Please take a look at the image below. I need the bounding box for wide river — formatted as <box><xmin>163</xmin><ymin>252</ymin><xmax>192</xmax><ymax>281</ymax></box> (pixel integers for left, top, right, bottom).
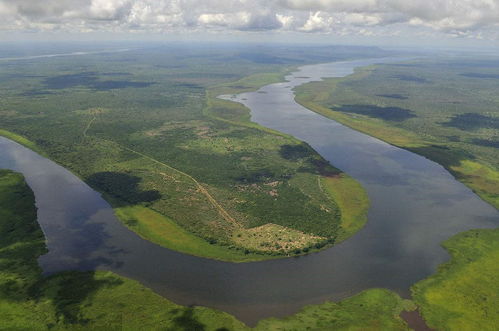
<box><xmin>1</xmin><ymin>58</ymin><xmax>497</xmax><ymax>325</ymax></box>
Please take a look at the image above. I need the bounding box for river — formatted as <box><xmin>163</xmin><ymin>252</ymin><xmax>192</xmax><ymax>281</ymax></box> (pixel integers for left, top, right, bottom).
<box><xmin>0</xmin><ymin>58</ymin><xmax>497</xmax><ymax>325</ymax></box>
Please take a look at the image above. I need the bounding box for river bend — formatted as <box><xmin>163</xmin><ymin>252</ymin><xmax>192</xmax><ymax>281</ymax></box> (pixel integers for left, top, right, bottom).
<box><xmin>0</xmin><ymin>58</ymin><xmax>497</xmax><ymax>325</ymax></box>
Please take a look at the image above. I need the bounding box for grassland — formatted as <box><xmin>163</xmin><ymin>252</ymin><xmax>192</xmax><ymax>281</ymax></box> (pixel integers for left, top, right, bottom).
<box><xmin>294</xmin><ymin>58</ymin><xmax>499</xmax><ymax>208</ymax></box>
<box><xmin>412</xmin><ymin>228</ymin><xmax>499</xmax><ymax>330</ymax></box>
<box><xmin>114</xmin><ymin>205</ymin><xmax>269</xmax><ymax>262</ymax></box>
<box><xmin>0</xmin><ymin>44</ymin><xmax>379</xmax><ymax>260</ymax></box>
<box><xmin>320</xmin><ymin>174</ymin><xmax>370</xmax><ymax>242</ymax></box>
<box><xmin>0</xmin><ymin>169</ymin><xmax>413</xmax><ymax>330</ymax></box>
<box><xmin>256</xmin><ymin>289</ymin><xmax>415</xmax><ymax>331</ymax></box>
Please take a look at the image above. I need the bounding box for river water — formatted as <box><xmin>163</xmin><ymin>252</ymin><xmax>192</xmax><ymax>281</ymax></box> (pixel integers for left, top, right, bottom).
<box><xmin>0</xmin><ymin>58</ymin><xmax>497</xmax><ymax>325</ymax></box>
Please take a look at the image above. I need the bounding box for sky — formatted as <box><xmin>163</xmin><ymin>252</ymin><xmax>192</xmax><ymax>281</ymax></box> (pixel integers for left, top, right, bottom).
<box><xmin>1</xmin><ymin>0</ymin><xmax>498</xmax><ymax>48</ymax></box>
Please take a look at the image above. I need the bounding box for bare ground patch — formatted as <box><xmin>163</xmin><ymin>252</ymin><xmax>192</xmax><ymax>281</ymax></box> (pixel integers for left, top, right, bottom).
<box><xmin>232</xmin><ymin>223</ymin><xmax>325</xmax><ymax>253</ymax></box>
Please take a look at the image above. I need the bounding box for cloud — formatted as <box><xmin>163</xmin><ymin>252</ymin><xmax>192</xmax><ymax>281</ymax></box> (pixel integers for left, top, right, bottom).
<box><xmin>400</xmin><ymin>0</ymin><xmax>499</xmax><ymax>32</ymax></box>
<box><xmin>0</xmin><ymin>0</ymin><xmax>498</xmax><ymax>39</ymax></box>
<box><xmin>300</xmin><ymin>11</ymin><xmax>334</xmax><ymax>32</ymax></box>
<box><xmin>89</xmin><ymin>0</ymin><xmax>132</xmax><ymax>21</ymax></box>
<box><xmin>276</xmin><ymin>14</ymin><xmax>294</xmax><ymax>29</ymax></box>
<box><xmin>198</xmin><ymin>11</ymin><xmax>282</xmax><ymax>30</ymax></box>
<box><xmin>280</xmin><ymin>0</ymin><xmax>378</xmax><ymax>12</ymax></box>
<box><xmin>280</xmin><ymin>0</ymin><xmax>499</xmax><ymax>31</ymax></box>
<box><xmin>343</xmin><ymin>13</ymin><xmax>382</xmax><ymax>26</ymax></box>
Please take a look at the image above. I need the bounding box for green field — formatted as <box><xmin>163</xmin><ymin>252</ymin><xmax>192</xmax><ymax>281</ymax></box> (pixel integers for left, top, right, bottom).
<box><xmin>0</xmin><ymin>169</ymin><xmax>413</xmax><ymax>330</ymax></box>
<box><xmin>114</xmin><ymin>205</ymin><xmax>270</xmax><ymax>262</ymax></box>
<box><xmin>412</xmin><ymin>229</ymin><xmax>499</xmax><ymax>330</ymax></box>
<box><xmin>0</xmin><ymin>44</ymin><xmax>378</xmax><ymax>260</ymax></box>
<box><xmin>320</xmin><ymin>174</ymin><xmax>370</xmax><ymax>243</ymax></box>
<box><xmin>256</xmin><ymin>289</ymin><xmax>415</xmax><ymax>331</ymax></box>
<box><xmin>3</xmin><ymin>47</ymin><xmax>498</xmax><ymax>329</ymax></box>
<box><xmin>294</xmin><ymin>58</ymin><xmax>499</xmax><ymax>208</ymax></box>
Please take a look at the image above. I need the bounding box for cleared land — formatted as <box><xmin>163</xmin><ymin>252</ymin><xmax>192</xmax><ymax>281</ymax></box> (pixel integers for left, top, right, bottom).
<box><xmin>0</xmin><ymin>45</ymin><xmax>379</xmax><ymax>260</ymax></box>
<box><xmin>0</xmin><ymin>169</ymin><xmax>413</xmax><ymax>330</ymax></box>
<box><xmin>412</xmin><ymin>228</ymin><xmax>499</xmax><ymax>330</ymax></box>
<box><xmin>295</xmin><ymin>58</ymin><xmax>499</xmax><ymax>209</ymax></box>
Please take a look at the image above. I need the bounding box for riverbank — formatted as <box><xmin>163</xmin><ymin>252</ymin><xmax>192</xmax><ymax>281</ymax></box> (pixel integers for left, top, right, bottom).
<box><xmin>0</xmin><ymin>169</ymin><xmax>412</xmax><ymax>330</ymax></box>
<box><xmin>0</xmin><ymin>49</ymin><xmax>371</xmax><ymax>262</ymax></box>
<box><xmin>412</xmin><ymin>228</ymin><xmax>499</xmax><ymax>330</ymax></box>
<box><xmin>0</xmin><ymin>63</ymin><xmax>370</xmax><ymax>262</ymax></box>
<box><xmin>0</xmin><ymin>169</ymin><xmax>247</xmax><ymax>329</ymax></box>
<box><xmin>294</xmin><ymin>60</ymin><xmax>499</xmax><ymax>209</ymax></box>
<box><xmin>2</xmin><ymin>57</ymin><xmax>497</xmax><ymax>325</ymax></box>
<box><xmin>4</xmin><ymin>169</ymin><xmax>497</xmax><ymax>329</ymax></box>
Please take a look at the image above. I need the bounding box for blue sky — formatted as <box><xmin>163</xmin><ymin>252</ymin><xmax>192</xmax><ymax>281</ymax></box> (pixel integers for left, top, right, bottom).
<box><xmin>1</xmin><ymin>0</ymin><xmax>498</xmax><ymax>48</ymax></box>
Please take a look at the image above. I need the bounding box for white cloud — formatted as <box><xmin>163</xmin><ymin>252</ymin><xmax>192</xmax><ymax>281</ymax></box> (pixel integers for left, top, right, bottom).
<box><xmin>343</xmin><ymin>13</ymin><xmax>381</xmax><ymax>26</ymax></box>
<box><xmin>198</xmin><ymin>12</ymin><xmax>249</xmax><ymax>27</ymax></box>
<box><xmin>276</xmin><ymin>14</ymin><xmax>294</xmax><ymax>29</ymax></box>
<box><xmin>282</xmin><ymin>0</ymin><xmax>499</xmax><ymax>31</ymax></box>
<box><xmin>281</xmin><ymin>0</ymin><xmax>378</xmax><ymax>12</ymax></box>
<box><xmin>0</xmin><ymin>0</ymin><xmax>498</xmax><ymax>40</ymax></box>
<box><xmin>89</xmin><ymin>0</ymin><xmax>131</xmax><ymax>20</ymax></box>
<box><xmin>198</xmin><ymin>11</ymin><xmax>282</xmax><ymax>30</ymax></box>
<box><xmin>300</xmin><ymin>11</ymin><xmax>334</xmax><ymax>32</ymax></box>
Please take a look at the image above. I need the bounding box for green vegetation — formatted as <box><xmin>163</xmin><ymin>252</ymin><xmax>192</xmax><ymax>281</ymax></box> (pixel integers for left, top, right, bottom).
<box><xmin>256</xmin><ymin>289</ymin><xmax>415</xmax><ymax>331</ymax></box>
<box><xmin>114</xmin><ymin>205</ymin><xmax>268</xmax><ymax>262</ymax></box>
<box><xmin>0</xmin><ymin>169</ymin><xmax>412</xmax><ymax>330</ymax></box>
<box><xmin>295</xmin><ymin>58</ymin><xmax>499</xmax><ymax>208</ymax></box>
<box><xmin>0</xmin><ymin>129</ymin><xmax>44</xmax><ymax>155</ymax></box>
<box><xmin>320</xmin><ymin>174</ymin><xmax>369</xmax><ymax>242</ymax></box>
<box><xmin>412</xmin><ymin>228</ymin><xmax>499</xmax><ymax>330</ymax></box>
<box><xmin>0</xmin><ymin>169</ymin><xmax>248</xmax><ymax>329</ymax></box>
<box><xmin>0</xmin><ymin>170</ymin><xmax>46</xmax><ymax>328</ymax></box>
<box><xmin>0</xmin><ymin>45</ymin><xmax>378</xmax><ymax>260</ymax></box>
<box><xmin>205</xmin><ymin>70</ymin><xmax>294</xmax><ymax>127</ymax></box>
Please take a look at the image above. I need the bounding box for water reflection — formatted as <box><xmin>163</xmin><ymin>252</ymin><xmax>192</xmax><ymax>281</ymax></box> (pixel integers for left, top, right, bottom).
<box><xmin>0</xmin><ymin>58</ymin><xmax>497</xmax><ymax>326</ymax></box>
